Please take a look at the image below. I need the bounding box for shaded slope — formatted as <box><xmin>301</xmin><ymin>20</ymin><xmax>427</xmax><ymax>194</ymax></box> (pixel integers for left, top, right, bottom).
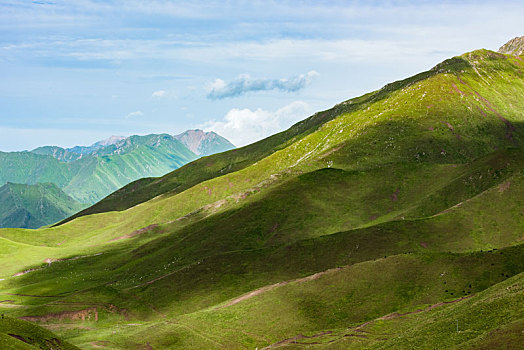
<box><xmin>0</xmin><ymin>315</ymin><xmax>79</xmax><ymax>350</ymax></box>
<box><xmin>0</xmin><ymin>183</ymin><xmax>86</xmax><ymax>229</ymax></box>
<box><xmin>2</xmin><ymin>150</ymin><xmax>523</xmax><ymax>348</ymax></box>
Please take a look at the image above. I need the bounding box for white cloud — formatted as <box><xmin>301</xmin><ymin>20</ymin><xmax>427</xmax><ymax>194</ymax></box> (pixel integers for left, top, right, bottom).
<box><xmin>207</xmin><ymin>71</ymin><xmax>319</xmax><ymax>99</ymax></box>
<box><xmin>152</xmin><ymin>90</ymin><xmax>167</xmax><ymax>98</ymax></box>
<box><xmin>202</xmin><ymin>101</ymin><xmax>311</xmax><ymax>147</ymax></box>
<box><xmin>125</xmin><ymin>110</ymin><xmax>144</xmax><ymax>119</ymax></box>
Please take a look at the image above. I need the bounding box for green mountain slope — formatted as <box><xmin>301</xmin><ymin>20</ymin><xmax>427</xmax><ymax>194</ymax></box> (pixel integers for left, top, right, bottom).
<box><xmin>0</xmin><ymin>40</ymin><xmax>523</xmax><ymax>349</ymax></box>
<box><xmin>64</xmin><ymin>49</ymin><xmax>524</xmax><ymax>223</ymax></box>
<box><xmin>0</xmin><ymin>183</ymin><xmax>86</xmax><ymax>229</ymax></box>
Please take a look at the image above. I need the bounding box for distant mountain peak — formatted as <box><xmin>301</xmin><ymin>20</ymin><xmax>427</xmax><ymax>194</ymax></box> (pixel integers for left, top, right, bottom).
<box><xmin>92</xmin><ymin>135</ymin><xmax>126</xmax><ymax>147</ymax></box>
<box><xmin>174</xmin><ymin>129</ymin><xmax>235</xmax><ymax>156</ymax></box>
<box><xmin>498</xmin><ymin>35</ymin><xmax>524</xmax><ymax>55</ymax></box>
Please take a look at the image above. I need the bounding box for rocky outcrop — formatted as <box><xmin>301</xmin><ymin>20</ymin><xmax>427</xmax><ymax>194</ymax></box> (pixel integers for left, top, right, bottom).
<box><xmin>174</xmin><ymin>129</ymin><xmax>235</xmax><ymax>156</ymax></box>
<box><xmin>498</xmin><ymin>36</ymin><xmax>524</xmax><ymax>55</ymax></box>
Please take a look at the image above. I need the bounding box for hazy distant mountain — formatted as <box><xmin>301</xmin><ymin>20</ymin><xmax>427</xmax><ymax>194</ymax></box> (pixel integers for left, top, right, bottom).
<box><xmin>31</xmin><ymin>146</ymin><xmax>84</xmax><ymax>162</ymax></box>
<box><xmin>174</xmin><ymin>129</ymin><xmax>235</xmax><ymax>156</ymax></box>
<box><xmin>67</xmin><ymin>135</ymin><xmax>126</xmax><ymax>155</ymax></box>
<box><xmin>0</xmin><ymin>182</ymin><xmax>86</xmax><ymax>229</ymax></box>
<box><xmin>0</xmin><ymin>131</ymin><xmax>234</xmax><ymax>205</ymax></box>
<box><xmin>1</xmin><ymin>134</ymin><xmax>197</xmax><ymax>204</ymax></box>
<box><xmin>31</xmin><ymin>135</ymin><xmax>126</xmax><ymax>161</ymax></box>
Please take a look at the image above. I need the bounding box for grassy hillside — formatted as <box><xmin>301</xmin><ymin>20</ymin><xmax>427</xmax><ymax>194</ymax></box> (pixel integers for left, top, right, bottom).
<box><xmin>0</xmin><ymin>45</ymin><xmax>523</xmax><ymax>349</ymax></box>
<box><xmin>0</xmin><ymin>183</ymin><xmax>86</xmax><ymax>229</ymax></box>
<box><xmin>64</xmin><ymin>50</ymin><xmax>524</xmax><ymax>223</ymax></box>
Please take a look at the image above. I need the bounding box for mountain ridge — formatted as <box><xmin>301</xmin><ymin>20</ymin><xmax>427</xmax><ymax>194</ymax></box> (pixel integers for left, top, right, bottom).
<box><xmin>60</xmin><ymin>48</ymin><xmax>524</xmax><ymax>222</ymax></box>
<box><xmin>1</xmin><ymin>130</ymin><xmax>235</xmax><ymax>206</ymax></box>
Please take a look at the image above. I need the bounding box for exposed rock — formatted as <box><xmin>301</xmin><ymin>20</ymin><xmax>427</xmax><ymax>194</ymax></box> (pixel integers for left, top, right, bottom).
<box><xmin>498</xmin><ymin>36</ymin><xmax>524</xmax><ymax>55</ymax></box>
<box><xmin>174</xmin><ymin>129</ymin><xmax>235</xmax><ymax>156</ymax></box>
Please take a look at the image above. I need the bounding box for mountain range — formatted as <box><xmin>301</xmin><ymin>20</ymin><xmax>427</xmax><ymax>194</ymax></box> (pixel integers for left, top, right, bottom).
<box><xmin>0</xmin><ymin>130</ymin><xmax>234</xmax><ymax>228</ymax></box>
<box><xmin>0</xmin><ymin>37</ymin><xmax>523</xmax><ymax>349</ymax></box>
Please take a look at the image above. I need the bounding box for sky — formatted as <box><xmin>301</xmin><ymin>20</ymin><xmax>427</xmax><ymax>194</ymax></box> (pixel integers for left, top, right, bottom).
<box><xmin>0</xmin><ymin>0</ymin><xmax>523</xmax><ymax>151</ymax></box>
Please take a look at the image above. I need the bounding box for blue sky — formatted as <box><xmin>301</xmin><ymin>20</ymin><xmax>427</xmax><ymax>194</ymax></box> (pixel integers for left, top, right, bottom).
<box><xmin>1</xmin><ymin>0</ymin><xmax>522</xmax><ymax>150</ymax></box>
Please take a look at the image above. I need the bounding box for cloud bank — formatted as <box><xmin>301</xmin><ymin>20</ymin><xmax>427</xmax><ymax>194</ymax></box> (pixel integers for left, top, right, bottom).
<box><xmin>207</xmin><ymin>71</ymin><xmax>318</xmax><ymax>99</ymax></box>
<box><xmin>202</xmin><ymin>101</ymin><xmax>311</xmax><ymax>147</ymax></box>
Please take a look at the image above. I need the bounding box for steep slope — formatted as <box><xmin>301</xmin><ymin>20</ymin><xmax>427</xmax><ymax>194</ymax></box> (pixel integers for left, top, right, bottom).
<box><xmin>64</xmin><ymin>48</ymin><xmax>524</xmax><ymax>223</ymax></box>
<box><xmin>0</xmin><ymin>183</ymin><xmax>86</xmax><ymax>229</ymax></box>
<box><xmin>174</xmin><ymin>129</ymin><xmax>235</xmax><ymax>156</ymax></box>
<box><xmin>1</xmin><ymin>41</ymin><xmax>523</xmax><ymax>349</ymax></box>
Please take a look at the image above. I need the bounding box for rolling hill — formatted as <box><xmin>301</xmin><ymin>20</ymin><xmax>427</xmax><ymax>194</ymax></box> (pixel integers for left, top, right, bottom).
<box><xmin>0</xmin><ymin>38</ymin><xmax>523</xmax><ymax>349</ymax></box>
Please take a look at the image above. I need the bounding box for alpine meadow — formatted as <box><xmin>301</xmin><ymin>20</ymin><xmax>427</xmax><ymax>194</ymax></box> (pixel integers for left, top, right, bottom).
<box><xmin>1</xmin><ymin>2</ymin><xmax>524</xmax><ymax>349</ymax></box>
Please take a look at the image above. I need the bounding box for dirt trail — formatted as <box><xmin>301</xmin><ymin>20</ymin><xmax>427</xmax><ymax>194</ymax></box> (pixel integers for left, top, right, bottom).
<box><xmin>220</xmin><ymin>267</ymin><xmax>345</xmax><ymax>309</ymax></box>
<box><xmin>20</xmin><ymin>307</ymin><xmax>99</xmax><ymax>323</ymax></box>
<box><xmin>110</xmin><ymin>224</ymin><xmax>159</xmax><ymax>242</ymax></box>
<box><xmin>11</xmin><ymin>252</ymin><xmax>103</xmax><ymax>277</ymax></box>
<box><xmin>262</xmin><ymin>295</ymin><xmax>473</xmax><ymax>348</ymax></box>
<box><xmin>262</xmin><ymin>331</ymin><xmax>333</xmax><ymax>349</ymax></box>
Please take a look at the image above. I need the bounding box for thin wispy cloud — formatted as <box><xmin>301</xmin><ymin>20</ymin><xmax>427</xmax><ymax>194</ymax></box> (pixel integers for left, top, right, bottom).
<box><xmin>207</xmin><ymin>71</ymin><xmax>319</xmax><ymax>99</ymax></box>
<box><xmin>125</xmin><ymin>110</ymin><xmax>143</xmax><ymax>119</ymax></box>
<box><xmin>152</xmin><ymin>90</ymin><xmax>166</xmax><ymax>98</ymax></box>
